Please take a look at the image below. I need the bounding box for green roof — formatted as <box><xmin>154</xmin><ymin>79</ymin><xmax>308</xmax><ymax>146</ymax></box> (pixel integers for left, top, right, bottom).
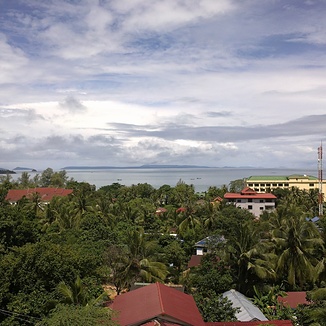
<box><xmin>246</xmin><ymin>176</ymin><xmax>289</xmax><ymax>181</ymax></box>
<box><xmin>288</xmin><ymin>174</ymin><xmax>317</xmax><ymax>180</ymax></box>
<box><xmin>246</xmin><ymin>175</ymin><xmax>318</xmax><ymax>181</ymax></box>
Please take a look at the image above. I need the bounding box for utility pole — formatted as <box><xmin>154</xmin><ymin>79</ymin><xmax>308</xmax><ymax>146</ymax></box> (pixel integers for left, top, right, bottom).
<box><xmin>318</xmin><ymin>143</ymin><xmax>323</xmax><ymax>217</ymax></box>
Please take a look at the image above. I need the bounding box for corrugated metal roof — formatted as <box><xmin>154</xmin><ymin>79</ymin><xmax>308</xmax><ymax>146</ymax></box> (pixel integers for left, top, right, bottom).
<box><xmin>246</xmin><ymin>175</ymin><xmax>317</xmax><ymax>181</ymax></box>
<box><xmin>111</xmin><ymin>282</ymin><xmax>205</xmax><ymax>326</ymax></box>
<box><xmin>224</xmin><ymin>193</ymin><xmax>276</xmax><ymax>199</ymax></box>
<box><xmin>278</xmin><ymin>291</ymin><xmax>309</xmax><ymax>308</ymax></box>
<box><xmin>195</xmin><ymin>236</ymin><xmax>225</xmax><ymax>247</ymax></box>
<box><xmin>188</xmin><ymin>255</ymin><xmax>202</xmax><ymax>268</ymax></box>
<box><xmin>5</xmin><ymin>188</ymin><xmax>73</xmax><ymax>202</ymax></box>
<box><xmin>246</xmin><ymin>176</ymin><xmax>289</xmax><ymax>181</ymax></box>
<box><xmin>206</xmin><ymin>321</ymin><xmax>293</xmax><ymax>326</ymax></box>
<box><xmin>222</xmin><ymin>290</ymin><xmax>268</xmax><ymax>322</ymax></box>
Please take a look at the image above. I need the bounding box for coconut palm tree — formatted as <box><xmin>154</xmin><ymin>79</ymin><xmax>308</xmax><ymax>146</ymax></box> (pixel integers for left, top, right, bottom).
<box><xmin>55</xmin><ymin>202</ymin><xmax>81</xmax><ymax>231</ymax></box>
<box><xmin>177</xmin><ymin>204</ymin><xmax>202</xmax><ymax>237</ymax></box>
<box><xmin>106</xmin><ymin>229</ymin><xmax>168</xmax><ymax>293</ymax></box>
<box><xmin>270</xmin><ymin>205</ymin><xmax>324</xmax><ymax>289</ymax></box>
<box><xmin>224</xmin><ymin>220</ymin><xmax>276</xmax><ymax>294</ymax></box>
<box><xmin>58</xmin><ymin>276</ymin><xmax>106</xmax><ymax>306</ymax></box>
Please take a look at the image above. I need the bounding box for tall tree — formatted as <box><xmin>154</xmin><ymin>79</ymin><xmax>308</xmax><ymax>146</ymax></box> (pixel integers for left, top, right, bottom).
<box><xmin>270</xmin><ymin>204</ymin><xmax>324</xmax><ymax>289</ymax></box>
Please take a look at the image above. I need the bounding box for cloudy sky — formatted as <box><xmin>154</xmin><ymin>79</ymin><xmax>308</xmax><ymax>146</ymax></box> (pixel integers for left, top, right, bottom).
<box><xmin>1</xmin><ymin>0</ymin><xmax>326</xmax><ymax>170</ymax></box>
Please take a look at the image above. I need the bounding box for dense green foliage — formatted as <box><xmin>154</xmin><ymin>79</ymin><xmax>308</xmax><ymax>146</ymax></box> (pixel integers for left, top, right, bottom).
<box><xmin>0</xmin><ymin>170</ymin><xmax>326</xmax><ymax>324</ymax></box>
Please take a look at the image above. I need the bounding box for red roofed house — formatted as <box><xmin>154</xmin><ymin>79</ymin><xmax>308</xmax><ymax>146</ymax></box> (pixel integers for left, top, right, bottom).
<box><xmin>110</xmin><ymin>282</ymin><xmax>205</xmax><ymax>326</ymax></box>
<box><xmin>5</xmin><ymin>188</ymin><xmax>73</xmax><ymax>204</ymax></box>
<box><xmin>224</xmin><ymin>187</ymin><xmax>276</xmax><ymax>218</ymax></box>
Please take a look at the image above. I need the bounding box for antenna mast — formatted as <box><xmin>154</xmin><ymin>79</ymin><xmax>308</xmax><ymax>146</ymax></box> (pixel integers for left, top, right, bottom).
<box><xmin>318</xmin><ymin>143</ymin><xmax>323</xmax><ymax>216</ymax></box>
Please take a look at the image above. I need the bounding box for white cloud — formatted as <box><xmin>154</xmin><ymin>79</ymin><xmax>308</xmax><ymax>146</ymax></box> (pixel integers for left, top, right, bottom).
<box><xmin>1</xmin><ymin>0</ymin><xmax>326</xmax><ymax>170</ymax></box>
<box><xmin>0</xmin><ymin>33</ymin><xmax>29</xmax><ymax>83</ymax></box>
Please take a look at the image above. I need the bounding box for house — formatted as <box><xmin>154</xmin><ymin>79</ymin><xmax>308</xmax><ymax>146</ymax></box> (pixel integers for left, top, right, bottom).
<box><xmin>110</xmin><ymin>283</ymin><xmax>292</xmax><ymax>326</ymax></box>
<box><xmin>188</xmin><ymin>236</ymin><xmax>225</xmax><ymax>268</ymax></box>
<box><xmin>110</xmin><ymin>282</ymin><xmax>205</xmax><ymax>326</ymax></box>
<box><xmin>194</xmin><ymin>236</ymin><xmax>225</xmax><ymax>256</ymax></box>
<box><xmin>222</xmin><ymin>289</ymin><xmax>268</xmax><ymax>322</ymax></box>
<box><xmin>224</xmin><ymin>187</ymin><xmax>276</xmax><ymax>218</ymax></box>
<box><xmin>245</xmin><ymin>174</ymin><xmax>325</xmax><ymax>193</ymax></box>
<box><xmin>5</xmin><ymin>187</ymin><xmax>73</xmax><ymax>204</ymax></box>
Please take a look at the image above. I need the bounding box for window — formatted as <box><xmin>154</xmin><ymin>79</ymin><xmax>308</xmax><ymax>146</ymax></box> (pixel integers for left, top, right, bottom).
<box><xmin>259</xmin><ymin>199</ymin><xmax>264</xmax><ymax>203</ymax></box>
<box><xmin>284</xmin><ymin>183</ymin><xmax>289</xmax><ymax>186</ymax></box>
<box><xmin>260</xmin><ymin>207</ymin><xmax>264</xmax><ymax>210</ymax></box>
<box><xmin>254</xmin><ymin>183</ymin><xmax>259</xmax><ymax>187</ymax></box>
<box><xmin>278</xmin><ymin>183</ymin><xmax>283</xmax><ymax>187</ymax></box>
<box><xmin>248</xmin><ymin>198</ymin><xmax>253</xmax><ymax>202</ymax></box>
<box><xmin>237</xmin><ymin>199</ymin><xmax>241</xmax><ymax>203</ymax></box>
<box><xmin>248</xmin><ymin>183</ymin><xmax>253</xmax><ymax>187</ymax></box>
<box><xmin>248</xmin><ymin>205</ymin><xmax>252</xmax><ymax>210</ymax></box>
<box><xmin>309</xmin><ymin>183</ymin><xmax>314</xmax><ymax>187</ymax></box>
<box><xmin>266</xmin><ymin>183</ymin><xmax>270</xmax><ymax>186</ymax></box>
<box><xmin>273</xmin><ymin>183</ymin><xmax>277</xmax><ymax>186</ymax></box>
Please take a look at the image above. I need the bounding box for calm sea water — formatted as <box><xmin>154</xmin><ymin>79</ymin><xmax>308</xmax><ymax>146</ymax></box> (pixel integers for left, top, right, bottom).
<box><xmin>12</xmin><ymin>167</ymin><xmax>318</xmax><ymax>192</ymax></box>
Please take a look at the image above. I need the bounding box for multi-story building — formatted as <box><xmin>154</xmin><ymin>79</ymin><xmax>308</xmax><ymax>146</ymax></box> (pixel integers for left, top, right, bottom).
<box><xmin>245</xmin><ymin>174</ymin><xmax>324</xmax><ymax>193</ymax></box>
<box><xmin>224</xmin><ymin>187</ymin><xmax>276</xmax><ymax>218</ymax></box>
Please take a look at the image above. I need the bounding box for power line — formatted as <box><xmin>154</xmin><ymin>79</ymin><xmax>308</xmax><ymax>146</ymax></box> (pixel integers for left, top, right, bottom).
<box><xmin>0</xmin><ymin>308</ymin><xmax>42</xmax><ymax>324</ymax></box>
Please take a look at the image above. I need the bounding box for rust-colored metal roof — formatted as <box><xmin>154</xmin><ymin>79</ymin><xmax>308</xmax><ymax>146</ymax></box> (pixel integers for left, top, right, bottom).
<box><xmin>111</xmin><ymin>282</ymin><xmax>205</xmax><ymax>326</ymax></box>
<box><xmin>176</xmin><ymin>207</ymin><xmax>187</xmax><ymax>213</ymax></box>
<box><xmin>278</xmin><ymin>291</ymin><xmax>309</xmax><ymax>308</ymax></box>
<box><xmin>142</xmin><ymin>322</ymin><xmax>180</xmax><ymax>326</ymax></box>
<box><xmin>188</xmin><ymin>255</ymin><xmax>203</xmax><ymax>268</ymax></box>
<box><xmin>206</xmin><ymin>321</ymin><xmax>293</xmax><ymax>326</ymax></box>
<box><xmin>224</xmin><ymin>187</ymin><xmax>276</xmax><ymax>200</ymax></box>
<box><xmin>5</xmin><ymin>188</ymin><xmax>73</xmax><ymax>202</ymax></box>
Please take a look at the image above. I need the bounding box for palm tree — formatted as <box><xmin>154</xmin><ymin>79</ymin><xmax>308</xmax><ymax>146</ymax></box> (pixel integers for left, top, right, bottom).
<box><xmin>58</xmin><ymin>276</ymin><xmax>106</xmax><ymax>306</ymax></box>
<box><xmin>203</xmin><ymin>201</ymin><xmax>222</xmax><ymax>231</ymax></box>
<box><xmin>55</xmin><ymin>202</ymin><xmax>81</xmax><ymax>231</ymax></box>
<box><xmin>177</xmin><ymin>205</ymin><xmax>202</xmax><ymax>237</ymax></box>
<box><xmin>270</xmin><ymin>206</ymin><xmax>324</xmax><ymax>289</ymax></box>
<box><xmin>224</xmin><ymin>220</ymin><xmax>276</xmax><ymax>294</ymax></box>
<box><xmin>106</xmin><ymin>229</ymin><xmax>168</xmax><ymax>293</ymax></box>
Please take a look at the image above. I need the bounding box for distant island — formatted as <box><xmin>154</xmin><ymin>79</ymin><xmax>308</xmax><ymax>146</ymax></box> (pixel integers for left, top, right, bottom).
<box><xmin>13</xmin><ymin>167</ymin><xmax>37</xmax><ymax>172</ymax></box>
<box><xmin>0</xmin><ymin>168</ymin><xmax>16</xmax><ymax>174</ymax></box>
<box><xmin>62</xmin><ymin>164</ymin><xmax>211</xmax><ymax>170</ymax></box>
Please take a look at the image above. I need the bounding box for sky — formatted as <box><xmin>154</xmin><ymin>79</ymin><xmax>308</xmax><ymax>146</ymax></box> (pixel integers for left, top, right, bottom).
<box><xmin>1</xmin><ymin>0</ymin><xmax>326</xmax><ymax>170</ymax></box>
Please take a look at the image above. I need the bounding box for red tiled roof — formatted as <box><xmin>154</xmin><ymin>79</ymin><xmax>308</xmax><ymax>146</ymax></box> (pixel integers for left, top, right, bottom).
<box><xmin>111</xmin><ymin>282</ymin><xmax>205</xmax><ymax>326</ymax></box>
<box><xmin>278</xmin><ymin>292</ymin><xmax>309</xmax><ymax>308</ymax></box>
<box><xmin>5</xmin><ymin>188</ymin><xmax>73</xmax><ymax>202</ymax></box>
<box><xmin>206</xmin><ymin>321</ymin><xmax>293</xmax><ymax>326</ymax></box>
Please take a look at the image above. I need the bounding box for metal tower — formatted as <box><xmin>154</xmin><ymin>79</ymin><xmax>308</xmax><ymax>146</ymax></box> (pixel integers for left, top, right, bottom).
<box><xmin>318</xmin><ymin>143</ymin><xmax>323</xmax><ymax>216</ymax></box>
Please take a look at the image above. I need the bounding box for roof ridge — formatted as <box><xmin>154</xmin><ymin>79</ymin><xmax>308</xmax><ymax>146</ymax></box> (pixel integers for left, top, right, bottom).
<box><xmin>156</xmin><ymin>283</ymin><xmax>165</xmax><ymax>316</ymax></box>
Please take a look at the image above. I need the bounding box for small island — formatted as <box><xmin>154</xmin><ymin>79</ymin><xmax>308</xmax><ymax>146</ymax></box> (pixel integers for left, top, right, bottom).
<box><xmin>0</xmin><ymin>168</ymin><xmax>16</xmax><ymax>174</ymax></box>
<box><xmin>13</xmin><ymin>167</ymin><xmax>37</xmax><ymax>172</ymax></box>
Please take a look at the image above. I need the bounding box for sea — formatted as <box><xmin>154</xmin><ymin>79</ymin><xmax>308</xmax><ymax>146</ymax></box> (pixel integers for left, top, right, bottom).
<box><xmin>10</xmin><ymin>167</ymin><xmax>319</xmax><ymax>193</ymax></box>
